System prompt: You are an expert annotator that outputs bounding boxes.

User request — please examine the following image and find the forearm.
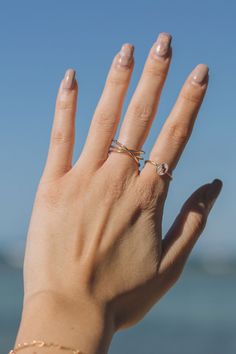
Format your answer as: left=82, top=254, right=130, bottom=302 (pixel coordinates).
left=14, top=292, right=114, bottom=354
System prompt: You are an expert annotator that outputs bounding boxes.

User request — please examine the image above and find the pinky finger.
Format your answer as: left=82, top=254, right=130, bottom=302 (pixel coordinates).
left=41, top=69, right=78, bottom=182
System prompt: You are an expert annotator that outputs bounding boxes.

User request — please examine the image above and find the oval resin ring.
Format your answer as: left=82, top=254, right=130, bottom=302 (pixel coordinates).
left=144, top=160, right=173, bottom=180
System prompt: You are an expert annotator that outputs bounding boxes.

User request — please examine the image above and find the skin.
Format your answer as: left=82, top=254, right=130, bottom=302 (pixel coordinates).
left=14, top=33, right=222, bottom=354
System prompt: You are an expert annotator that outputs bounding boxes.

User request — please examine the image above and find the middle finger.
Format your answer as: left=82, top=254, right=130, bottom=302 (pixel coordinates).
left=113, top=32, right=172, bottom=166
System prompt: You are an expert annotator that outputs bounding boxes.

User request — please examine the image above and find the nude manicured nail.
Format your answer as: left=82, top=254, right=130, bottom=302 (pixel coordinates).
left=63, top=68, right=76, bottom=89
left=191, top=64, right=209, bottom=85
left=154, top=32, right=172, bottom=58
left=205, top=179, right=223, bottom=211
left=117, top=43, right=134, bottom=67
left=207, top=179, right=223, bottom=199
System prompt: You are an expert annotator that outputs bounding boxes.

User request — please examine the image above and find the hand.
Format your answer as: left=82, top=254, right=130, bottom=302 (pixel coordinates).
left=15, top=33, right=222, bottom=354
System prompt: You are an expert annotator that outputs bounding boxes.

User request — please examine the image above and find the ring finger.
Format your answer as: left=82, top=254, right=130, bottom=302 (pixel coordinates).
left=74, top=43, right=134, bottom=173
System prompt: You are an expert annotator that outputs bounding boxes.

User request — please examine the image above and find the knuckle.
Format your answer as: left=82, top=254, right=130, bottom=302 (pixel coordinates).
left=144, top=63, right=167, bottom=79
left=165, top=122, right=190, bottom=145
left=181, top=90, right=204, bottom=104
left=129, top=102, right=155, bottom=127
left=51, top=130, right=74, bottom=145
left=94, top=109, right=117, bottom=134
left=98, top=162, right=136, bottom=205
left=107, top=73, right=130, bottom=86
left=56, top=98, right=74, bottom=112
left=186, top=210, right=207, bottom=235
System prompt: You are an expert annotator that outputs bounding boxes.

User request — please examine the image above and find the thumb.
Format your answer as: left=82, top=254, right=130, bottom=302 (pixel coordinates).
left=158, top=179, right=223, bottom=285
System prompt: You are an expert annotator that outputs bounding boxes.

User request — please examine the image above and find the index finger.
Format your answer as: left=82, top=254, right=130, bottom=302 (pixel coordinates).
left=141, top=64, right=209, bottom=182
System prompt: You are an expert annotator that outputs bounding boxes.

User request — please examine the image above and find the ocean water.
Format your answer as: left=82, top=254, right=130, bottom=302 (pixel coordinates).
left=1, top=262, right=236, bottom=354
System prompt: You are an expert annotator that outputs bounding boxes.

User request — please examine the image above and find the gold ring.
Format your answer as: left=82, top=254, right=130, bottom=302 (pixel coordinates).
left=144, top=160, right=173, bottom=180
left=109, top=139, right=145, bottom=166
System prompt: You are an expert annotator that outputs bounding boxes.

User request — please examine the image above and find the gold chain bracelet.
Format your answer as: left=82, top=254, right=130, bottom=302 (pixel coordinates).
left=9, top=340, right=83, bottom=353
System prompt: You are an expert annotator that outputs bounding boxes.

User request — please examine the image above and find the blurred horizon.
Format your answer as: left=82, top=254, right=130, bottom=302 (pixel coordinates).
left=1, top=238, right=236, bottom=272
left=0, top=0, right=235, bottom=262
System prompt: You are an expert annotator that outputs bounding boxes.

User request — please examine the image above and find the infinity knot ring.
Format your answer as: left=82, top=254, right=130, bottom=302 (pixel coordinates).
left=144, top=160, right=173, bottom=180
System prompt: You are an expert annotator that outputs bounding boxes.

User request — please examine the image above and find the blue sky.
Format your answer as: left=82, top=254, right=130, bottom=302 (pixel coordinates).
left=0, top=0, right=235, bottom=260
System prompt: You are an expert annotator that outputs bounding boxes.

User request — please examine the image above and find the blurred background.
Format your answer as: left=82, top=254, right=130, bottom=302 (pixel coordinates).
left=0, top=0, right=235, bottom=353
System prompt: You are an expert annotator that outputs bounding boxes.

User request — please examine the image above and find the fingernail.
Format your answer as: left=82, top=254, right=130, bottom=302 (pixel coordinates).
left=206, top=179, right=223, bottom=202
left=63, top=68, right=76, bottom=89
left=117, top=43, right=134, bottom=67
left=154, top=32, right=172, bottom=58
left=191, top=64, right=209, bottom=85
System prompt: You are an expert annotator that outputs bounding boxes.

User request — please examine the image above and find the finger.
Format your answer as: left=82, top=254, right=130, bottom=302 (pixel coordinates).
left=158, top=179, right=223, bottom=290
left=141, top=64, right=209, bottom=181
left=113, top=32, right=172, bottom=167
left=41, top=69, right=78, bottom=182
left=75, top=44, right=134, bottom=172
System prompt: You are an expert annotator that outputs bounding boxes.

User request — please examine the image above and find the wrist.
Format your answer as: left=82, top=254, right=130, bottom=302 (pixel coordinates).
left=14, top=291, right=115, bottom=354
